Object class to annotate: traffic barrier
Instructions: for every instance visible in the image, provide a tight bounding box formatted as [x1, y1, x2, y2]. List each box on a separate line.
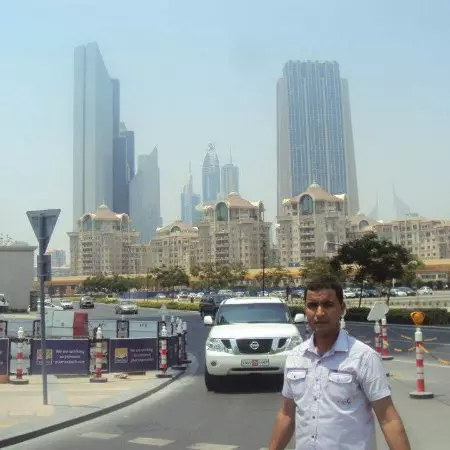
[33, 319, 41, 338]
[90, 326, 107, 383]
[381, 317, 393, 361]
[171, 321, 187, 371]
[117, 316, 129, 338]
[156, 324, 172, 379]
[73, 311, 89, 338]
[10, 327, 29, 385]
[0, 320, 7, 338]
[409, 326, 434, 399]
[170, 315, 175, 335]
[182, 321, 192, 364]
[374, 321, 382, 355]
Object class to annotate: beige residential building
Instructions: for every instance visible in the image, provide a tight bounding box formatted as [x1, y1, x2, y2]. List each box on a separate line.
[277, 183, 348, 265]
[196, 192, 271, 269]
[146, 221, 199, 273]
[68, 204, 141, 276]
[372, 217, 450, 260]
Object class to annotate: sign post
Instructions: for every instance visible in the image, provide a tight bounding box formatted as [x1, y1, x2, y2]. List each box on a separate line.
[27, 209, 61, 405]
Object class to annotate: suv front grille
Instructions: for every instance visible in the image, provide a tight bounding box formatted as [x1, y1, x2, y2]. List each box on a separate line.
[236, 339, 272, 354]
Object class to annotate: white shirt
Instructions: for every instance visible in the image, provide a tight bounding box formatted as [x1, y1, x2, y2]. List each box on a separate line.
[282, 330, 391, 450]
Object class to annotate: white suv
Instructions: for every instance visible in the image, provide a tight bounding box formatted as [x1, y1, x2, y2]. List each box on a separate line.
[203, 297, 305, 391]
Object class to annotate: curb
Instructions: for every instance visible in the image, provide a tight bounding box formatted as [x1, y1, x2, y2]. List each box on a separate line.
[0, 370, 184, 448]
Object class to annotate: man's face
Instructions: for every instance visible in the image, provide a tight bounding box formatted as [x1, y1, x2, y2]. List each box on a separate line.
[305, 288, 345, 335]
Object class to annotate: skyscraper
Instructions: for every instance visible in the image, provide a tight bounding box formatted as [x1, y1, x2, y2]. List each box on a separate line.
[130, 147, 162, 244]
[202, 142, 220, 202]
[221, 153, 239, 197]
[180, 163, 201, 225]
[277, 61, 359, 215]
[73, 42, 114, 228]
[113, 122, 135, 215]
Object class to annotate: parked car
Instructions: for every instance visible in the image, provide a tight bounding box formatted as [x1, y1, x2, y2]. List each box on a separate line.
[203, 297, 304, 391]
[79, 296, 95, 309]
[115, 299, 138, 315]
[417, 286, 433, 296]
[60, 299, 74, 310]
[199, 294, 232, 318]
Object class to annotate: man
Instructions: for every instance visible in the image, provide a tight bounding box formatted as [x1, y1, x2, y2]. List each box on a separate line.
[269, 276, 411, 450]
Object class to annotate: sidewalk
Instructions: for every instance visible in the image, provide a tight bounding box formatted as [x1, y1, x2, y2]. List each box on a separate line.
[375, 358, 450, 449]
[0, 369, 183, 447]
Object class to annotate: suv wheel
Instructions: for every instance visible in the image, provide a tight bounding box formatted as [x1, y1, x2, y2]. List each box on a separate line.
[204, 367, 222, 392]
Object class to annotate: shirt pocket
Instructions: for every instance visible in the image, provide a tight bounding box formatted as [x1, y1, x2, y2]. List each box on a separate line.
[326, 371, 358, 403]
[286, 369, 308, 397]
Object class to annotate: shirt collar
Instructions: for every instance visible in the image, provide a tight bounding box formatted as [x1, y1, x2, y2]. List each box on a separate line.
[303, 330, 349, 357]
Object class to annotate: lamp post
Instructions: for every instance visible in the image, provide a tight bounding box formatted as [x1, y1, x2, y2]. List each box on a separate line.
[262, 240, 266, 295]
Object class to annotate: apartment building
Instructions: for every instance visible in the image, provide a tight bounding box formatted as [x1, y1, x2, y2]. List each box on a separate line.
[196, 192, 272, 269]
[68, 204, 141, 276]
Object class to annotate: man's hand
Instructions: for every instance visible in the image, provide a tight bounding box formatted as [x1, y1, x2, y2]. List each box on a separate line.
[372, 396, 411, 450]
[268, 397, 296, 450]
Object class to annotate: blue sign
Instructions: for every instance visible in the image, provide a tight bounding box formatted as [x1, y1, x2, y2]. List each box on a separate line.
[0, 339, 8, 375]
[31, 339, 90, 375]
[109, 338, 157, 373]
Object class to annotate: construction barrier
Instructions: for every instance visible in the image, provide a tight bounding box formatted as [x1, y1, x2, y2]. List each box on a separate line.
[9, 327, 29, 385]
[374, 321, 382, 355]
[409, 326, 434, 399]
[0, 320, 7, 338]
[90, 327, 107, 383]
[156, 324, 172, 379]
[381, 317, 393, 361]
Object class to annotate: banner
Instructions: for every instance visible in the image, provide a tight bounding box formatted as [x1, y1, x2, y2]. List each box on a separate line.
[167, 335, 179, 367]
[31, 339, 90, 375]
[0, 339, 8, 375]
[109, 338, 157, 373]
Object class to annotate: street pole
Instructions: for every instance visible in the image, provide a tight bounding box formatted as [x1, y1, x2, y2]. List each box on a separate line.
[38, 216, 48, 405]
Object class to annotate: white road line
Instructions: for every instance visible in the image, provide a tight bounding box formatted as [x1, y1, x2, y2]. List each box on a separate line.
[387, 359, 450, 369]
[129, 437, 175, 446]
[188, 443, 239, 450]
[80, 432, 120, 440]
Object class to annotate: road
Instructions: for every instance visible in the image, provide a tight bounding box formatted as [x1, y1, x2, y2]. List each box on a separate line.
[5, 312, 450, 449]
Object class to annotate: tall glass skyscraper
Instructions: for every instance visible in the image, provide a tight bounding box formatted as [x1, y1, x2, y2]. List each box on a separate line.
[73, 42, 114, 227]
[277, 60, 359, 215]
[221, 154, 239, 198]
[180, 163, 201, 225]
[202, 142, 220, 202]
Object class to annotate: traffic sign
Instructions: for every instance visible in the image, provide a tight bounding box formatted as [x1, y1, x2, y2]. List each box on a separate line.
[26, 209, 61, 253]
[367, 301, 389, 321]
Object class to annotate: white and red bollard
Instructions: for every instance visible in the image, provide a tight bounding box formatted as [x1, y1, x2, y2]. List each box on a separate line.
[409, 326, 434, 399]
[90, 326, 107, 383]
[182, 321, 192, 364]
[156, 324, 172, 379]
[374, 321, 382, 355]
[118, 315, 126, 338]
[381, 317, 393, 361]
[170, 315, 175, 336]
[0, 320, 6, 338]
[171, 321, 187, 371]
[10, 327, 29, 385]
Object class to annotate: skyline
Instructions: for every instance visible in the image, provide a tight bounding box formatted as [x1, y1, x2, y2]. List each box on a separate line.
[2, 1, 450, 252]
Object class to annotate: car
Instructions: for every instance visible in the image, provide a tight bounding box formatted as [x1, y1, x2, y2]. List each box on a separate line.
[199, 294, 232, 318]
[37, 302, 64, 311]
[115, 299, 138, 315]
[417, 286, 433, 296]
[203, 297, 304, 392]
[60, 300, 74, 310]
[79, 296, 95, 309]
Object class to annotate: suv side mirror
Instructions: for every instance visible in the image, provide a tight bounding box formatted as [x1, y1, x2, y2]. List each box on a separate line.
[203, 315, 213, 326]
[294, 313, 305, 323]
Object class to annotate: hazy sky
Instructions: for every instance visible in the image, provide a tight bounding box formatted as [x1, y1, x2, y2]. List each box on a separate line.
[1, 0, 450, 252]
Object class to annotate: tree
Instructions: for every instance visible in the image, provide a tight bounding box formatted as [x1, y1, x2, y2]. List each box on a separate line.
[332, 232, 413, 306]
[190, 262, 248, 289]
[301, 257, 345, 283]
[400, 257, 424, 287]
[254, 265, 292, 289]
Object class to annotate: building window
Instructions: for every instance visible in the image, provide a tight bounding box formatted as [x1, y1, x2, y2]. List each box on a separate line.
[215, 202, 228, 221]
[299, 195, 313, 215]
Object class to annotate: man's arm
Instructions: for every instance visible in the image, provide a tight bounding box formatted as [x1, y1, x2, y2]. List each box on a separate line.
[268, 397, 296, 450]
[372, 396, 410, 450]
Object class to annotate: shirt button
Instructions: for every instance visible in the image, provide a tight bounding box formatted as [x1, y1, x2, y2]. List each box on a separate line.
[315, 377, 319, 381]
[312, 416, 316, 419]
[314, 396, 317, 401]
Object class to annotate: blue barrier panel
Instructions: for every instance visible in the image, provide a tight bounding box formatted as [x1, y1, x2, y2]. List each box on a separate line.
[0, 338, 8, 375]
[30, 339, 90, 375]
[109, 338, 157, 373]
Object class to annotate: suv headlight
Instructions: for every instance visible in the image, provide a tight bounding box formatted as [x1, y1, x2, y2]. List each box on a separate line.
[285, 336, 302, 351]
[206, 338, 232, 354]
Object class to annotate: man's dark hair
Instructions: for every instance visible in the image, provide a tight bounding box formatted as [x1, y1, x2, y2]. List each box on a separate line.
[304, 275, 344, 304]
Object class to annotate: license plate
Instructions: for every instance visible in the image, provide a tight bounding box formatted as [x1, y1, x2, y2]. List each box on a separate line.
[241, 359, 269, 367]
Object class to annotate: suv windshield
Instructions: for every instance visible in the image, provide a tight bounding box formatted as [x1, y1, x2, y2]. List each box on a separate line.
[215, 303, 291, 325]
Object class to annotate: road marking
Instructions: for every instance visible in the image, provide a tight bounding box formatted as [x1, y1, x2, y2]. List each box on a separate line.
[129, 437, 174, 446]
[387, 359, 450, 369]
[188, 444, 239, 450]
[81, 432, 120, 440]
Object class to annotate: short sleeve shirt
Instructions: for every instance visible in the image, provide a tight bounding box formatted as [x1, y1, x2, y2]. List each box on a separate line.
[282, 331, 391, 450]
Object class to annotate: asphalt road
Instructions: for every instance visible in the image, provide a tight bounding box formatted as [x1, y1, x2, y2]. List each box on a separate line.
[6, 314, 450, 450]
